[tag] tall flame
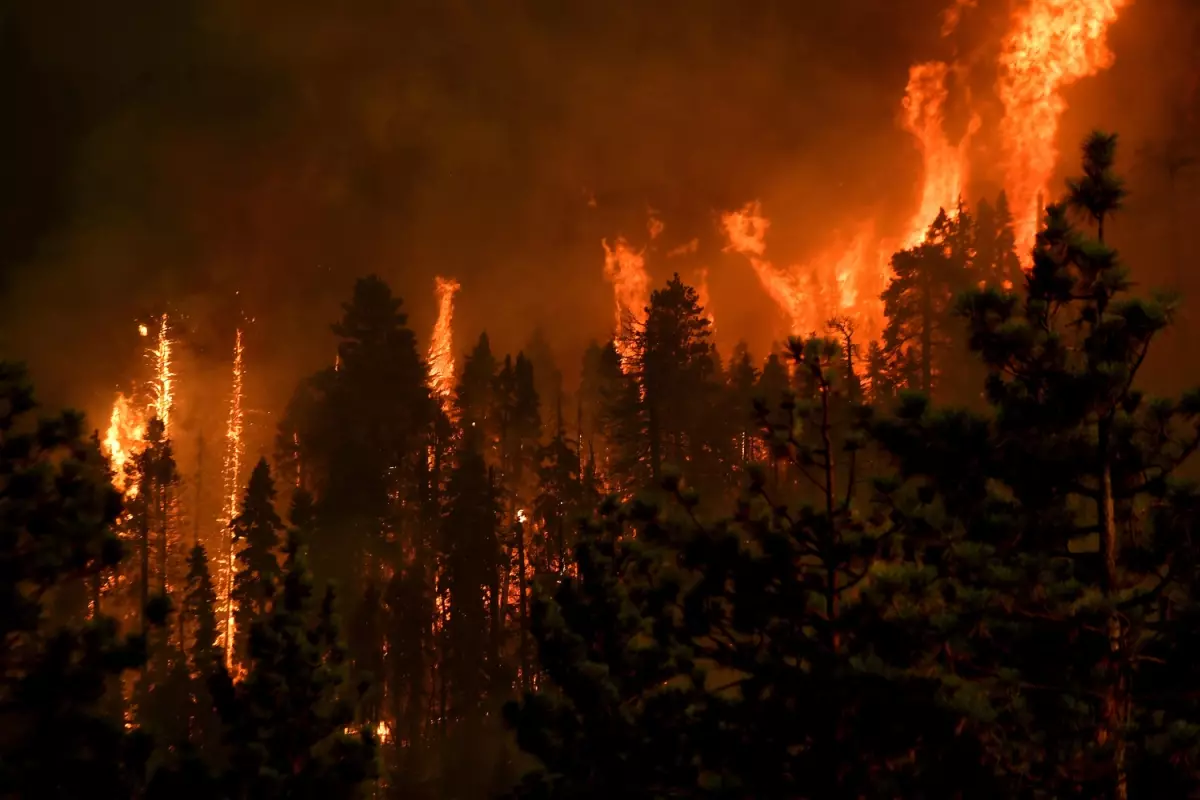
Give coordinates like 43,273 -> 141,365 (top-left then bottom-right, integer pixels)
602,237 -> 650,370
103,393 -> 146,496
427,276 -> 461,417
900,61 -> 981,247
719,203 -> 880,340
150,314 -> 174,435
219,329 -> 245,669
998,0 -> 1129,262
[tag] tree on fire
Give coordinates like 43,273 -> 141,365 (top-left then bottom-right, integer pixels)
875,132 -> 1200,796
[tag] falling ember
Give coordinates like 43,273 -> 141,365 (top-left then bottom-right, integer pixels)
998,0 -> 1128,263
427,276 -> 461,417
219,329 -> 245,670
602,237 -> 650,370
900,61 -> 980,248
149,315 -> 174,437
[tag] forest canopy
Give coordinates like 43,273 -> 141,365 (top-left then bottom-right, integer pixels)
3,132 -> 1200,800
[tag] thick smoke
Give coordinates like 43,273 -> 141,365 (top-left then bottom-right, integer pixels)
0,0 -> 1197,429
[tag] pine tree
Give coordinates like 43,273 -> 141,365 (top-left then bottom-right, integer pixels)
183,543 -> 222,755
505,344 -> 974,795
230,458 -> 284,666
727,342 -> 761,466
213,529 -> 378,799
439,429 -> 503,729
874,132 -> 1200,796
534,399 -> 584,577
295,276 -> 433,599
881,205 -> 977,398
0,363 -> 158,798
457,333 -> 498,451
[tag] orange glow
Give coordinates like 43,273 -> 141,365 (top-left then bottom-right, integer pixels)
601,236 -> 650,371
694,267 -> 715,333
427,276 -> 461,418
998,0 -> 1128,264
900,61 -> 980,248
720,203 -> 881,341
103,393 -> 146,496
150,314 -> 174,437
722,37 -> 981,347
219,329 -> 245,670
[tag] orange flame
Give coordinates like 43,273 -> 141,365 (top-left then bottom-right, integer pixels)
103,393 -> 146,496
427,276 -> 461,417
998,0 -> 1129,263
219,329 -> 245,670
601,237 -> 650,371
149,314 -> 174,436
720,203 -> 881,341
900,61 -> 981,247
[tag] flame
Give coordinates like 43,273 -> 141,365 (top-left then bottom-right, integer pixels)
219,329 -> 245,670
138,324 -> 149,337
998,0 -> 1128,263
427,276 -> 461,417
516,508 -> 527,524
721,42 -> 979,346
601,237 -> 650,371
103,393 -> 146,496
720,204 -> 882,340
900,61 -> 981,248
149,314 -> 174,436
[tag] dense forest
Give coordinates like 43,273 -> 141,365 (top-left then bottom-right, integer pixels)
6,132 -> 1200,799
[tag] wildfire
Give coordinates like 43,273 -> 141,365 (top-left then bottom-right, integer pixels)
602,236 -> 650,371
900,61 -> 980,248
427,276 -> 461,418
720,203 -> 881,341
998,0 -> 1129,262
219,329 -> 245,670
150,315 -> 173,437
103,393 -> 146,496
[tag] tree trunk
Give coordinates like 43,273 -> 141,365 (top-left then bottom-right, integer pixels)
1097,418 -> 1127,800
516,518 -> 530,692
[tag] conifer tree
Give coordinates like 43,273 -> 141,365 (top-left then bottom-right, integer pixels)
874,132 -> 1200,796
881,205 -> 977,398
0,363 -> 158,797
727,342 -> 761,465
505,336 -> 974,795
212,528 -> 378,799
439,428 -> 503,728
534,399 -> 583,576
230,458 -> 284,666
457,333 -> 498,450
183,542 -> 222,755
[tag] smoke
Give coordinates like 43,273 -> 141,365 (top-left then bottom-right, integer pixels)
1,0 -> 1197,426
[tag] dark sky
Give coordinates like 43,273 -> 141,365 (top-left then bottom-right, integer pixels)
1,0 -> 1197,441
